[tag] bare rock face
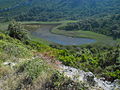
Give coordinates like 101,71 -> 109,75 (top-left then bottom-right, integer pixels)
83,72 -> 95,86
3,62 -> 16,68
59,65 -> 120,90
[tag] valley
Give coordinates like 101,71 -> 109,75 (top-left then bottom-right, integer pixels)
0,0 -> 120,90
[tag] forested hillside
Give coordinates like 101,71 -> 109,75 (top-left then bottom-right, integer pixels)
58,14 -> 120,39
0,0 -> 120,21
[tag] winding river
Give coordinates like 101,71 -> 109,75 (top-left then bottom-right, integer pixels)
30,24 -> 96,45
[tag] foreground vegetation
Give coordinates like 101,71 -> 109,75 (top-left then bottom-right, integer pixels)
0,22 -> 89,90
51,44 -> 120,81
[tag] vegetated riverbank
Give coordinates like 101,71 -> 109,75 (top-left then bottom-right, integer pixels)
0,22 -> 9,31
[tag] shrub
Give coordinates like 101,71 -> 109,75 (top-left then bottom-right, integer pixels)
18,58 -> 52,80
8,21 -> 29,41
0,40 -> 32,59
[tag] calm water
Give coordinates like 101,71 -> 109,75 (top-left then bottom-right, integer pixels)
31,24 -> 96,45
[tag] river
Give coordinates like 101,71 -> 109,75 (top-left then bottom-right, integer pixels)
30,24 -> 96,45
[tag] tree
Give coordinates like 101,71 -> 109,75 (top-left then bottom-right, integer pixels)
111,30 -> 120,40
8,21 -> 29,41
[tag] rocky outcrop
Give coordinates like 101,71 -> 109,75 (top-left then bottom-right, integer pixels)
59,65 -> 120,90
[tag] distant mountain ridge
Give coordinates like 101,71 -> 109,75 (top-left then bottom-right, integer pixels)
0,0 -> 120,21
0,0 -> 32,13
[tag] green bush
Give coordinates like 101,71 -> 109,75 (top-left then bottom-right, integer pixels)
55,45 -> 120,81
47,71 -> 88,90
0,40 -> 32,59
8,21 -> 29,41
18,58 -> 52,80
0,33 -> 32,60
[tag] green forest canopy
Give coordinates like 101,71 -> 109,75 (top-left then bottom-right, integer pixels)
0,0 -> 120,21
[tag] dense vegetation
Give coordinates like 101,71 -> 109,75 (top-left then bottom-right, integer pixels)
0,22 -> 90,89
50,44 -> 120,81
0,0 -> 120,21
8,21 -> 29,41
58,14 -> 120,39
0,0 -> 26,9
